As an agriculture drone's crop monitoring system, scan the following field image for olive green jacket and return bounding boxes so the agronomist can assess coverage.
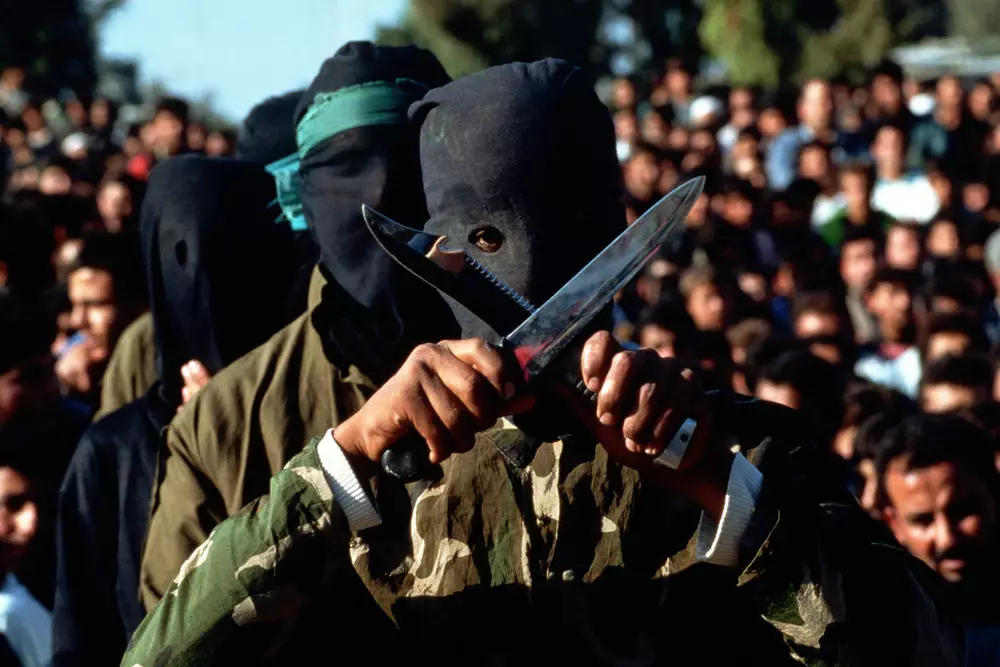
[96,312,157,420]
[139,269,376,610]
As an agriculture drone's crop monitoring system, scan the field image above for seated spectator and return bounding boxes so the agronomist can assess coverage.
[0,445,53,667]
[754,347,846,445]
[885,220,924,272]
[923,271,985,316]
[818,162,893,248]
[879,414,1000,665]
[58,232,145,409]
[919,354,994,414]
[678,265,729,332]
[839,226,881,344]
[871,123,940,223]
[920,312,989,365]
[856,267,922,397]
[792,291,856,366]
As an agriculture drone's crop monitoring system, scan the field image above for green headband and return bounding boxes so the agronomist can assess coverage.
[296,78,428,158]
[266,78,429,230]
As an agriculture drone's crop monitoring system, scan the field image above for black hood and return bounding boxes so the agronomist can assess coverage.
[411,59,625,342]
[236,89,303,165]
[140,155,302,407]
[295,41,458,382]
[408,60,625,444]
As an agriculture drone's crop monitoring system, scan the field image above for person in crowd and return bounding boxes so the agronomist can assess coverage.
[884,220,924,272]
[766,79,836,190]
[0,444,55,667]
[678,265,730,332]
[839,225,881,344]
[867,59,916,136]
[856,267,922,397]
[818,162,893,249]
[879,414,1000,666]
[919,353,994,414]
[870,123,940,223]
[753,346,846,445]
[52,155,303,667]
[926,216,962,262]
[920,311,990,365]
[58,231,145,409]
[726,317,772,395]
[127,55,962,667]
[634,300,697,361]
[791,291,855,366]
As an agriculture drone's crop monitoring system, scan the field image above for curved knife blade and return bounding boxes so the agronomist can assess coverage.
[361,207,537,337]
[507,176,705,382]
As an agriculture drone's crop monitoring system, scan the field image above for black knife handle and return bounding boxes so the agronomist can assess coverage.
[381,434,442,483]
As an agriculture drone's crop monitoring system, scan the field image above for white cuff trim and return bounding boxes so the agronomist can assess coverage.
[316,430,382,531]
[695,453,763,567]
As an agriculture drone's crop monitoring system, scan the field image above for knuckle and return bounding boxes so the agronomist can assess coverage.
[611,351,634,374]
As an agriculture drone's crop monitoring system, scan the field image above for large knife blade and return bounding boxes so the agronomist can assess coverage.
[364,177,705,481]
[507,177,704,382]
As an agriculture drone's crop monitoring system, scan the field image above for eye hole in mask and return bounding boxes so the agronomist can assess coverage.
[469,226,504,253]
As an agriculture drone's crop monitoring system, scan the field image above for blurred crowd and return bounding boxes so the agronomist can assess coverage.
[1,46,1000,666]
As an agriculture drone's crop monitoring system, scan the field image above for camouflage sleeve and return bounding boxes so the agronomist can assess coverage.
[735,459,965,666]
[122,439,354,666]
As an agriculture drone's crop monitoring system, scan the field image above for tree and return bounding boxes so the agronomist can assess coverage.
[378,0,610,78]
[948,0,1000,42]
[699,0,936,87]
[0,0,129,98]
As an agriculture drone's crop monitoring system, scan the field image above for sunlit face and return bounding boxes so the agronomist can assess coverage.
[885,460,995,583]
[686,283,726,331]
[67,267,119,360]
[799,146,829,181]
[97,181,133,232]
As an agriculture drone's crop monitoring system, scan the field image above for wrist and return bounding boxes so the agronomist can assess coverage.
[332,418,377,479]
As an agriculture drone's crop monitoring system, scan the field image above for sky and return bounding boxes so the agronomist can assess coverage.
[101,0,407,121]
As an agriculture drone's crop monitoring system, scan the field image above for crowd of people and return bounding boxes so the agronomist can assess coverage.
[0,40,998,666]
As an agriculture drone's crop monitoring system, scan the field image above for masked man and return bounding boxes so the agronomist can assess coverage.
[139,42,458,609]
[53,156,303,667]
[127,60,962,666]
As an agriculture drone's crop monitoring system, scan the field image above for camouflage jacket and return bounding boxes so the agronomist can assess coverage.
[123,426,963,666]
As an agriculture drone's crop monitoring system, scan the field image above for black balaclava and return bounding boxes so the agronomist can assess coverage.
[140,155,301,409]
[410,60,625,445]
[236,89,303,165]
[411,59,625,342]
[294,42,459,382]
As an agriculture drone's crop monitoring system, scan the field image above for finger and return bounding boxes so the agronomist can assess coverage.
[596,350,652,427]
[650,369,702,447]
[400,379,453,465]
[580,331,619,393]
[440,339,511,398]
[421,372,482,457]
[432,343,506,430]
[621,381,668,453]
[185,360,211,385]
